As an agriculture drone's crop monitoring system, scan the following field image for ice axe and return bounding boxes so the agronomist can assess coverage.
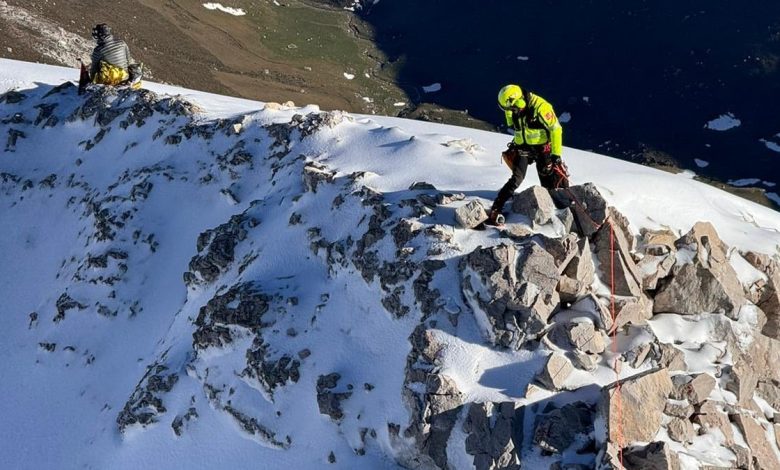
[77,59,89,95]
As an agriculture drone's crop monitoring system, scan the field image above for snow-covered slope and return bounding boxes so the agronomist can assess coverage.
[2,59,780,470]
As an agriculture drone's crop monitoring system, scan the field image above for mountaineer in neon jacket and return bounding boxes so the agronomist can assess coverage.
[487,84,569,225]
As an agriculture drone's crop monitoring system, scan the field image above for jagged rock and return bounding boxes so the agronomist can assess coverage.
[223,405,289,448]
[461,243,560,349]
[437,192,466,205]
[731,413,780,470]
[681,373,716,404]
[402,371,465,469]
[664,401,694,419]
[464,402,520,470]
[290,111,344,138]
[117,364,179,433]
[0,90,26,104]
[744,252,780,339]
[625,342,652,368]
[612,295,653,330]
[596,442,625,470]
[558,276,584,304]
[53,292,88,323]
[243,337,300,395]
[572,350,600,371]
[570,294,613,331]
[185,213,251,285]
[512,185,557,226]
[302,161,335,193]
[562,237,595,288]
[728,444,753,470]
[499,224,533,241]
[550,183,608,237]
[455,200,488,229]
[413,260,446,318]
[6,128,26,151]
[623,441,681,470]
[537,353,574,391]
[515,243,561,321]
[667,417,694,444]
[316,373,352,421]
[640,228,678,256]
[693,400,734,445]
[392,218,423,249]
[743,335,780,384]
[592,209,643,297]
[192,283,271,349]
[637,253,676,290]
[775,424,780,451]
[654,222,745,316]
[172,407,198,436]
[409,181,437,191]
[599,368,673,444]
[536,233,580,274]
[725,359,758,405]
[533,402,593,454]
[567,321,606,354]
[556,207,576,234]
[655,343,687,371]
[756,381,780,410]
[426,374,463,414]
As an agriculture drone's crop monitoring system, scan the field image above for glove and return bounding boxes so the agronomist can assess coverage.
[507,141,521,151]
[539,155,562,176]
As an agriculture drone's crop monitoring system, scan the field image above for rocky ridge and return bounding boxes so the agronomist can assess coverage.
[3,82,780,469]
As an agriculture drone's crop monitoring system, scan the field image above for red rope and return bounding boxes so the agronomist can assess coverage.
[552,165,624,465]
[610,221,625,464]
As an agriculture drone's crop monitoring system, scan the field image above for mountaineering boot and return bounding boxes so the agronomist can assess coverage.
[486,208,505,227]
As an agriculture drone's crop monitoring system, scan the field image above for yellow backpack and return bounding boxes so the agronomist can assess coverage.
[92,61,129,86]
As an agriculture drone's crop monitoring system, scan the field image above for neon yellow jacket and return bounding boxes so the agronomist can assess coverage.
[504,92,563,156]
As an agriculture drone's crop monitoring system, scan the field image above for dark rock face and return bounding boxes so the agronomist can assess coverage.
[223,405,289,448]
[171,407,199,437]
[185,213,255,285]
[193,283,271,349]
[464,402,521,470]
[53,292,87,323]
[623,441,681,470]
[243,337,301,396]
[117,364,179,433]
[316,373,353,421]
[533,402,594,454]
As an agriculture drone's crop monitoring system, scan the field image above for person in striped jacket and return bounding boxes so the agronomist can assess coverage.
[89,24,141,88]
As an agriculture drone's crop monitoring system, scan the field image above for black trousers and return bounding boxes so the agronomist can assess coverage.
[491,145,566,212]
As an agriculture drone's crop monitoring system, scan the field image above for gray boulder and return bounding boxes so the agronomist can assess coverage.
[623,441,681,470]
[592,209,643,297]
[598,368,672,444]
[744,251,780,339]
[461,242,560,349]
[464,402,520,470]
[550,183,608,238]
[653,222,745,316]
[512,185,556,226]
[456,200,489,229]
[537,353,574,391]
